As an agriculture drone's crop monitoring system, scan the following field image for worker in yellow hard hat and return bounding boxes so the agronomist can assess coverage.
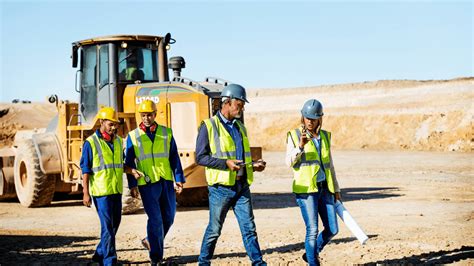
[80,106,123,265]
[124,99,185,265]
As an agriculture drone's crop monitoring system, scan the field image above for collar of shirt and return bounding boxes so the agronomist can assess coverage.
[95,129,103,139]
[218,111,236,127]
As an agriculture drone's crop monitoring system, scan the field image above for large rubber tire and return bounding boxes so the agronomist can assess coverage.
[176,186,209,207]
[13,140,56,207]
[121,174,142,215]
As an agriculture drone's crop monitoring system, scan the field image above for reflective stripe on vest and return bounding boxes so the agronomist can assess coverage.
[203,116,254,186]
[289,129,335,194]
[129,125,173,185]
[86,134,123,197]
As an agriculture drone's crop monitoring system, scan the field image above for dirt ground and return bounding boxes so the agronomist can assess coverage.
[1,150,473,265]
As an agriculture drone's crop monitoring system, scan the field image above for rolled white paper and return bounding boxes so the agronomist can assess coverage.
[335,200,369,245]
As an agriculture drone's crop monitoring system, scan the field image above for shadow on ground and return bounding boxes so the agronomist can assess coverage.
[365,246,474,265]
[165,235,378,264]
[0,234,148,265]
[0,234,96,264]
[251,187,402,209]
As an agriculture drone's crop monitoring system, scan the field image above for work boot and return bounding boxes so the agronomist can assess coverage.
[302,253,320,265]
[141,237,151,251]
[90,252,103,266]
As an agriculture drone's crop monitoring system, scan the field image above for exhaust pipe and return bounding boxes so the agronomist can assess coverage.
[168,56,186,78]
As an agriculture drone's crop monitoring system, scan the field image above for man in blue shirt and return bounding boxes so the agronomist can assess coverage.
[80,107,123,266]
[196,84,267,265]
[124,100,184,265]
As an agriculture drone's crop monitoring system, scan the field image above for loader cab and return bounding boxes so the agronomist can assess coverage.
[72,34,172,124]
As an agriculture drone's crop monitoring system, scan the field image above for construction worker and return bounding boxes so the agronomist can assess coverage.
[124,99,184,265]
[80,106,123,266]
[286,99,341,266]
[196,84,267,265]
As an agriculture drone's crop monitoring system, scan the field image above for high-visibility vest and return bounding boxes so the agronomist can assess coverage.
[202,115,254,186]
[125,66,137,80]
[288,129,336,194]
[128,125,173,186]
[86,134,123,196]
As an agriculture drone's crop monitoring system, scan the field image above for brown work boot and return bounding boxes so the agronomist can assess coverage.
[141,237,150,251]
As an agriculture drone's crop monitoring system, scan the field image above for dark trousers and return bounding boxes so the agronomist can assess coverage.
[93,193,122,266]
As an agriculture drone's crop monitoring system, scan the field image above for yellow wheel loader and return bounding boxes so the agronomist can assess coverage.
[0,34,261,212]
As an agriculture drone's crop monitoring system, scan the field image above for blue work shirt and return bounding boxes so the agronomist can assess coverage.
[312,136,326,183]
[124,124,185,188]
[80,130,118,175]
[196,112,244,170]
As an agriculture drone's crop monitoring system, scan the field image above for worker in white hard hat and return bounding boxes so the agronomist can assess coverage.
[196,84,267,265]
[124,99,185,265]
[80,106,123,266]
[286,99,341,265]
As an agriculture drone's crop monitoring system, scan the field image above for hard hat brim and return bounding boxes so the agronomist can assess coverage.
[103,118,119,123]
[301,111,323,119]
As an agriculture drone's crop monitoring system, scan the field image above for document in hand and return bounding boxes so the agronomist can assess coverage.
[335,200,369,245]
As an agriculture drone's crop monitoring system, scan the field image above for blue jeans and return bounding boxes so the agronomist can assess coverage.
[138,179,176,263]
[198,181,266,265]
[92,193,122,266]
[295,183,338,266]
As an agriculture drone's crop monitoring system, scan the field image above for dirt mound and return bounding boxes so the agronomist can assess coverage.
[0,78,471,152]
[0,103,57,148]
[245,78,473,152]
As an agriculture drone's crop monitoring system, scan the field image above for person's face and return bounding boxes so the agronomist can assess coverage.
[101,120,118,135]
[229,99,245,119]
[303,117,322,132]
[140,112,156,127]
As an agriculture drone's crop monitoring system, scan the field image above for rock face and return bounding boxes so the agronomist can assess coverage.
[245,78,473,152]
[0,77,472,152]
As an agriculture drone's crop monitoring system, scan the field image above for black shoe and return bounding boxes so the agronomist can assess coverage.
[141,237,151,251]
[91,253,103,266]
[302,253,320,265]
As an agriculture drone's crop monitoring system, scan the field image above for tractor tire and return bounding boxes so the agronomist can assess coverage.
[13,140,56,207]
[121,174,142,215]
[176,186,209,207]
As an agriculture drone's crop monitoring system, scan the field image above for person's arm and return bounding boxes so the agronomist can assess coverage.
[124,136,139,188]
[285,132,304,167]
[80,142,93,207]
[169,136,185,194]
[169,136,185,183]
[329,151,341,193]
[195,123,228,169]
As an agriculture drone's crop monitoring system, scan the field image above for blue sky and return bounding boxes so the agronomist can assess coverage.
[0,1,472,102]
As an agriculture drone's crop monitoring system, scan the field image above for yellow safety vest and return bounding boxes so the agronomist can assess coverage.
[203,115,254,186]
[288,129,335,194]
[86,134,123,196]
[126,66,138,80]
[128,125,173,186]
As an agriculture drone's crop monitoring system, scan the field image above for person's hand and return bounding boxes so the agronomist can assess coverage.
[130,187,140,199]
[83,193,92,207]
[252,159,266,172]
[335,192,341,203]
[299,129,309,149]
[175,182,184,195]
[132,169,145,180]
[226,159,242,171]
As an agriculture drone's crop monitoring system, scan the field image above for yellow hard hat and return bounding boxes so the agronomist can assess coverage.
[97,106,119,122]
[138,100,157,113]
